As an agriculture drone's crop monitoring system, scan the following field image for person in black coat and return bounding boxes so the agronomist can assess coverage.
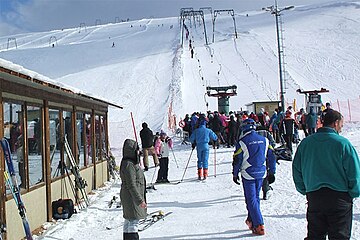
[140,122,159,171]
[279,111,297,153]
[226,115,237,147]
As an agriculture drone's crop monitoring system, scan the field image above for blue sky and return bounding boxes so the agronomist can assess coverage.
[0,0,347,37]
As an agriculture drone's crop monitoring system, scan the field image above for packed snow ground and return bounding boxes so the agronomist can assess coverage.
[34,125,360,240]
[1,1,360,239]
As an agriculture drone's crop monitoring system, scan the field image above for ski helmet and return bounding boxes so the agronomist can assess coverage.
[241,118,256,133]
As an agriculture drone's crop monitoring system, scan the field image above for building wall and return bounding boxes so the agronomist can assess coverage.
[5,163,108,240]
[6,187,46,240]
[96,161,108,188]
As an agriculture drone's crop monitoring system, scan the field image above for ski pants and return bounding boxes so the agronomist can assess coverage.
[196,143,210,169]
[242,178,264,228]
[142,147,159,168]
[157,157,169,181]
[123,219,139,233]
[305,187,353,240]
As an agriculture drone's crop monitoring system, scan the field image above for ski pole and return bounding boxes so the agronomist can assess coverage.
[178,148,194,183]
[130,112,138,143]
[214,147,217,178]
[170,147,179,168]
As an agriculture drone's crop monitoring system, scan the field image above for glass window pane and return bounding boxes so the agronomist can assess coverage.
[76,112,85,168]
[49,109,62,178]
[100,116,106,159]
[95,115,100,162]
[85,114,92,165]
[27,105,44,187]
[3,102,25,193]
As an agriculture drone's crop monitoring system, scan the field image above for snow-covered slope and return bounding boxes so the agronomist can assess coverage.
[1,1,360,240]
[1,1,360,149]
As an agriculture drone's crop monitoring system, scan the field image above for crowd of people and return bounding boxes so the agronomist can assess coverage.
[118,103,360,239]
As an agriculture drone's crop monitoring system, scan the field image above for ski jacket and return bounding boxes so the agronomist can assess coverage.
[189,124,217,146]
[232,130,276,180]
[120,139,147,220]
[293,127,360,198]
[210,114,223,132]
[280,117,296,135]
[306,111,317,129]
[154,137,173,158]
[140,127,154,148]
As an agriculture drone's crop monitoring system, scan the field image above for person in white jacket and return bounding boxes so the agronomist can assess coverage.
[154,131,173,183]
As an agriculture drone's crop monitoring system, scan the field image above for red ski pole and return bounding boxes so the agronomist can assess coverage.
[130,112,138,142]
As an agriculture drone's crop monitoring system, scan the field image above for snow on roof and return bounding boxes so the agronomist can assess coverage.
[0,58,122,108]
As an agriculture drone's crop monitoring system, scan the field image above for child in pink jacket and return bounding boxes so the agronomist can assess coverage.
[154,131,173,183]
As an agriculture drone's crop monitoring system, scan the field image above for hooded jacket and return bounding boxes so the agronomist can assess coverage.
[293,127,360,198]
[120,139,147,220]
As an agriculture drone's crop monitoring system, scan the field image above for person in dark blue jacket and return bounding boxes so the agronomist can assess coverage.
[189,116,218,180]
[232,118,276,236]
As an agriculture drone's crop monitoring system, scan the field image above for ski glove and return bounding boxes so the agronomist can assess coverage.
[268,173,275,184]
[233,175,240,185]
[191,143,196,150]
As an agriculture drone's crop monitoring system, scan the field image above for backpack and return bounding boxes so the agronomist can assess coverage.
[52,199,74,220]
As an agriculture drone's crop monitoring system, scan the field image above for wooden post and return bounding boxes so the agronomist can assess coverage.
[43,100,52,221]
[104,112,109,180]
[91,110,96,189]
[23,103,29,190]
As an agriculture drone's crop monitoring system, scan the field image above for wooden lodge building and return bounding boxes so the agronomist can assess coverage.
[0,60,122,240]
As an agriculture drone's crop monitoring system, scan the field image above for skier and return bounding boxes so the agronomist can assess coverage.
[306,107,317,136]
[140,122,159,171]
[279,110,297,153]
[154,131,173,183]
[120,139,147,240]
[226,115,237,148]
[189,115,218,180]
[293,110,360,239]
[232,118,276,235]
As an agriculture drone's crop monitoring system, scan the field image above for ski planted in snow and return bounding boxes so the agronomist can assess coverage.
[1,138,33,240]
[63,136,89,207]
[138,210,172,231]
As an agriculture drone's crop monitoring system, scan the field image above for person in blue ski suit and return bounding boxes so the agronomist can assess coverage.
[189,117,218,180]
[232,118,276,235]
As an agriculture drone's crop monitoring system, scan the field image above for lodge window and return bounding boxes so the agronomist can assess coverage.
[85,113,92,165]
[95,115,101,162]
[100,115,106,160]
[76,112,86,168]
[27,105,44,187]
[50,109,62,179]
[3,102,26,193]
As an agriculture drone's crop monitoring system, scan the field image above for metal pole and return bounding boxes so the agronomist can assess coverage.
[274,8,285,109]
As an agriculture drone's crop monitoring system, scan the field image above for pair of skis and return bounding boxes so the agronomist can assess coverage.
[1,138,33,240]
[138,210,172,231]
[63,136,89,207]
[105,210,172,231]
